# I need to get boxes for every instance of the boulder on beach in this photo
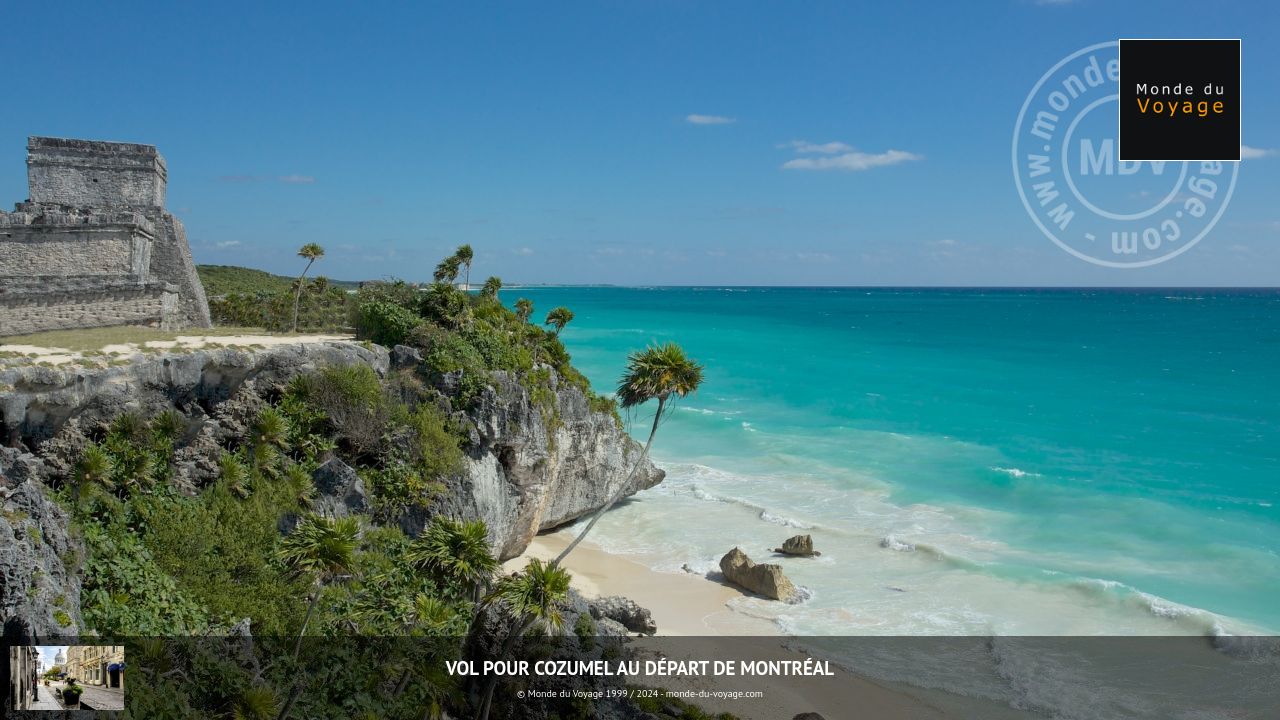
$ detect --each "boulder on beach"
[589,595,658,635]
[793,714,827,720]
[774,534,820,557]
[719,547,798,601]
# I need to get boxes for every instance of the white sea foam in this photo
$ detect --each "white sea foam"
[879,535,915,551]
[759,511,814,529]
[991,466,1040,478]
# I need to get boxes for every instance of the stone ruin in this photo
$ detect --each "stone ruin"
[0,136,211,337]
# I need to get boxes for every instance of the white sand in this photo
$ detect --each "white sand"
[0,333,352,366]
[506,528,967,720]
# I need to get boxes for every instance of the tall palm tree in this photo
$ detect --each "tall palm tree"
[475,559,571,720]
[480,276,502,300]
[555,342,703,563]
[277,514,361,656]
[291,243,325,333]
[514,298,533,322]
[455,244,474,292]
[544,306,574,336]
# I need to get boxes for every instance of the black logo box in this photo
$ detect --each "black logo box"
[1119,39,1241,161]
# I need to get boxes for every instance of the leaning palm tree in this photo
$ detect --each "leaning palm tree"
[555,342,703,563]
[544,306,574,336]
[455,244,474,291]
[433,255,461,284]
[480,276,502,300]
[291,243,325,332]
[475,559,571,720]
[277,514,361,657]
[514,298,533,322]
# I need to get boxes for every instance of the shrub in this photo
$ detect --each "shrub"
[355,300,420,347]
[361,461,443,521]
[295,364,389,457]
[419,283,470,329]
[401,403,465,479]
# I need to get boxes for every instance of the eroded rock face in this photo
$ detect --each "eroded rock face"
[311,456,369,519]
[432,369,664,560]
[0,341,390,448]
[719,547,798,602]
[774,534,820,557]
[0,341,664,642]
[0,464,83,639]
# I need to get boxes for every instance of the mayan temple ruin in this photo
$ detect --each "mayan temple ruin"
[0,136,211,336]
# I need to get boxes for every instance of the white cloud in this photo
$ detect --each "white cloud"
[278,174,316,184]
[215,240,241,249]
[1241,145,1275,160]
[686,114,736,125]
[782,148,922,171]
[779,140,854,154]
[513,247,534,256]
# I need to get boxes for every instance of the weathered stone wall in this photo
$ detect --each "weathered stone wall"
[27,136,167,207]
[0,214,154,280]
[152,211,212,327]
[0,136,211,336]
[0,284,176,336]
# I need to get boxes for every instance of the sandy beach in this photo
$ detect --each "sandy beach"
[506,529,1007,720]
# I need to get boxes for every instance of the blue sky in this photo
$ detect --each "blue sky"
[1,1,1276,285]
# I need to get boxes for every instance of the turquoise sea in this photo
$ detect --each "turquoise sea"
[512,287,1280,637]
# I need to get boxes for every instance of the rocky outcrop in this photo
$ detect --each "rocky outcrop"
[719,547,798,602]
[589,595,657,635]
[0,341,389,448]
[1,341,662,563]
[311,456,369,519]
[431,368,663,560]
[774,534,820,557]
[1,452,83,639]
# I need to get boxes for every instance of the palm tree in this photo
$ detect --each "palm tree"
[514,298,533,322]
[544,307,574,336]
[275,514,360,720]
[475,559,571,720]
[291,243,325,333]
[555,342,703,563]
[480,276,502,300]
[455,244,474,292]
[232,685,280,720]
[277,514,361,657]
[433,256,461,284]
[407,516,498,605]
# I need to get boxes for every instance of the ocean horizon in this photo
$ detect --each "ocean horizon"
[512,286,1280,637]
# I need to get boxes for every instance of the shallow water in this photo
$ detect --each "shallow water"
[511,287,1280,636]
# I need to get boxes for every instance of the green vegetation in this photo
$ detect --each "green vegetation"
[210,277,353,332]
[51,246,706,719]
[197,264,358,296]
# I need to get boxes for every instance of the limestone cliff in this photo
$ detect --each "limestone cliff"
[0,340,662,635]
[431,367,663,559]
